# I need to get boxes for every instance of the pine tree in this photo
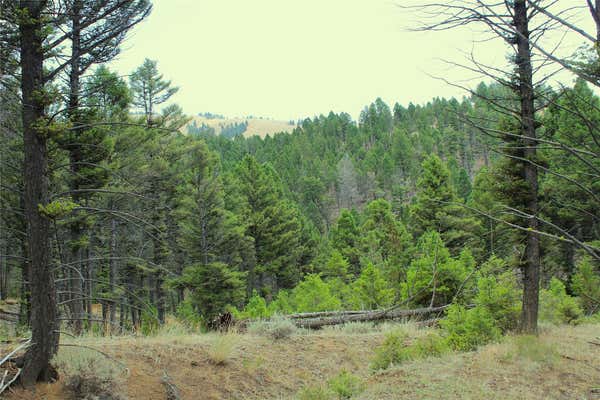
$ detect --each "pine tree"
[410,155,481,255]
[236,155,302,295]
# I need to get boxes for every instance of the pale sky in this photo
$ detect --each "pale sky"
[108,0,590,121]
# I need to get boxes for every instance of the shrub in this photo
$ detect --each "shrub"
[571,256,600,315]
[207,332,239,365]
[327,370,365,399]
[247,315,297,340]
[474,272,520,332]
[292,274,342,312]
[54,348,126,400]
[441,304,501,351]
[175,300,204,330]
[540,278,583,325]
[370,331,448,370]
[232,291,271,319]
[296,385,333,400]
[347,263,394,310]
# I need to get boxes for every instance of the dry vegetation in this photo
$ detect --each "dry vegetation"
[187,116,295,138]
[5,323,600,400]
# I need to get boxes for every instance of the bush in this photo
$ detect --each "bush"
[292,274,342,312]
[327,370,365,399]
[247,315,297,340]
[370,331,448,370]
[571,256,600,315]
[207,332,239,365]
[474,272,520,332]
[296,385,333,400]
[175,300,204,330]
[232,291,271,319]
[54,348,126,400]
[540,278,583,325]
[441,304,500,351]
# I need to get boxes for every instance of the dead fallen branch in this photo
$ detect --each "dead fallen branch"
[292,305,450,329]
[162,371,181,400]
[0,339,30,395]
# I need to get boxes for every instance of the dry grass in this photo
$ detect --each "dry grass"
[7,322,600,400]
[187,116,295,138]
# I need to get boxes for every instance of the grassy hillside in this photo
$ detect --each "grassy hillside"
[7,322,600,399]
[188,115,295,138]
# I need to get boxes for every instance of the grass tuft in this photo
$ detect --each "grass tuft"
[207,331,240,365]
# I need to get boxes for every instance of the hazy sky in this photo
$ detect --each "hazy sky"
[108,0,589,121]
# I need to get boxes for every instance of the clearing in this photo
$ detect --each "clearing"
[5,323,600,400]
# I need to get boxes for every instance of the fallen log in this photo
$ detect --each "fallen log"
[288,310,372,319]
[293,305,450,329]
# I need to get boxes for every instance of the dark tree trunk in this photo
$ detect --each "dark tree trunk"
[19,0,59,385]
[67,0,84,336]
[514,0,540,334]
[19,193,30,326]
[109,216,118,331]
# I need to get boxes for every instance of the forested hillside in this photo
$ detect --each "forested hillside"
[1,0,599,396]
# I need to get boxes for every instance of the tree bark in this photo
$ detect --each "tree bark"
[19,0,59,385]
[67,0,84,336]
[109,216,118,331]
[514,0,540,334]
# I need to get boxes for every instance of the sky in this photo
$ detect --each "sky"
[108,0,590,121]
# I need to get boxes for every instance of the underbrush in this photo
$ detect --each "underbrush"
[247,315,297,339]
[296,370,365,400]
[370,331,449,370]
[53,347,127,400]
[207,331,240,365]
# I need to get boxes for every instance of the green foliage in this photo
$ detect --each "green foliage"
[540,278,583,325]
[440,304,501,351]
[348,263,394,310]
[38,198,78,219]
[327,370,365,399]
[296,385,333,400]
[571,256,600,315]
[402,232,474,307]
[175,300,204,329]
[370,331,449,370]
[291,274,341,312]
[233,291,271,319]
[474,269,520,332]
[172,262,246,321]
[410,155,481,255]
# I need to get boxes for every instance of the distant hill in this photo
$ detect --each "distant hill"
[187,115,296,138]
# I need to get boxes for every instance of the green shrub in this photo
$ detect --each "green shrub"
[175,300,204,329]
[327,370,365,399]
[474,272,520,332]
[370,331,448,370]
[571,256,600,315]
[247,315,297,339]
[441,304,500,351]
[291,274,342,312]
[296,385,333,400]
[540,278,583,324]
[347,263,394,309]
[232,291,271,319]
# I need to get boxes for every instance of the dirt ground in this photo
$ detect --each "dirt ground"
[4,323,600,400]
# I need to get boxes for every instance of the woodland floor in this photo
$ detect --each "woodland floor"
[4,323,600,400]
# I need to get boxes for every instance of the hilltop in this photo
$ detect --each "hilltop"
[187,114,296,138]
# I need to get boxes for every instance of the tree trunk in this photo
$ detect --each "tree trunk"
[109,216,118,332]
[514,0,540,334]
[67,0,84,336]
[19,0,59,385]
